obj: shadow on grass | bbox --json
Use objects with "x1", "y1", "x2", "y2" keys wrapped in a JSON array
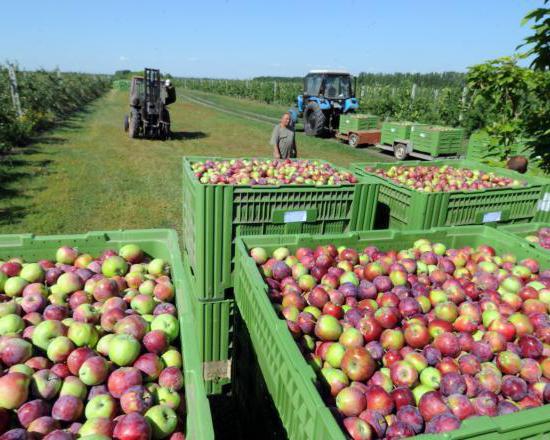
[{"x1": 170, "y1": 131, "x2": 208, "y2": 141}]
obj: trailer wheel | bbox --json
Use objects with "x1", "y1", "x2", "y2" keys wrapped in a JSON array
[
  {"x1": 394, "y1": 143, "x2": 408, "y2": 160},
  {"x1": 123, "y1": 115, "x2": 129, "y2": 132},
  {"x1": 349, "y1": 133, "x2": 360, "y2": 148}
]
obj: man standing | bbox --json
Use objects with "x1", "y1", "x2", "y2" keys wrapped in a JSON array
[{"x1": 270, "y1": 112, "x2": 297, "y2": 159}]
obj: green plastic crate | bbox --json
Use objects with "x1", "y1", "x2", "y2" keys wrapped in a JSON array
[
  {"x1": 233, "y1": 226, "x2": 550, "y2": 440},
  {"x1": 182, "y1": 253, "x2": 234, "y2": 395},
  {"x1": 112, "y1": 79, "x2": 131, "y2": 91},
  {"x1": 0, "y1": 230, "x2": 214, "y2": 440},
  {"x1": 338, "y1": 113, "x2": 379, "y2": 134},
  {"x1": 410, "y1": 125, "x2": 465, "y2": 156},
  {"x1": 182, "y1": 156, "x2": 379, "y2": 299},
  {"x1": 351, "y1": 159, "x2": 550, "y2": 230},
  {"x1": 498, "y1": 222, "x2": 550, "y2": 254},
  {"x1": 380, "y1": 121, "x2": 419, "y2": 145}
]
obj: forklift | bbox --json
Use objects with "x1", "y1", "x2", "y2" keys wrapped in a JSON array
[{"x1": 124, "y1": 68, "x2": 176, "y2": 139}]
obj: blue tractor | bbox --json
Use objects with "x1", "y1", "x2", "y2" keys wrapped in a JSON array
[{"x1": 293, "y1": 70, "x2": 359, "y2": 137}]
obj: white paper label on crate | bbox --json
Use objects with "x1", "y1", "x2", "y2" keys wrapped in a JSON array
[
  {"x1": 483, "y1": 211, "x2": 502, "y2": 223},
  {"x1": 284, "y1": 211, "x2": 307, "y2": 223},
  {"x1": 420, "y1": 133, "x2": 426, "y2": 138},
  {"x1": 537, "y1": 192, "x2": 550, "y2": 212}
]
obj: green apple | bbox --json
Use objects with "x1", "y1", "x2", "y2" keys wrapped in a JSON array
[
  {"x1": 325, "y1": 343, "x2": 346, "y2": 369},
  {"x1": 0, "y1": 314, "x2": 25, "y2": 335},
  {"x1": 151, "y1": 314, "x2": 179, "y2": 342},
  {"x1": 47, "y1": 336, "x2": 75, "y2": 362},
  {"x1": 420, "y1": 366, "x2": 441, "y2": 389},
  {"x1": 148, "y1": 259, "x2": 167, "y2": 276},
  {"x1": 60, "y1": 375, "x2": 87, "y2": 400},
  {"x1": 108, "y1": 334, "x2": 141, "y2": 366},
  {"x1": 0, "y1": 300, "x2": 19, "y2": 317},
  {"x1": 161, "y1": 348, "x2": 182, "y2": 369},
  {"x1": 138, "y1": 280, "x2": 155, "y2": 296},
  {"x1": 32, "y1": 319, "x2": 66, "y2": 351},
  {"x1": 102, "y1": 256, "x2": 129, "y2": 277},
  {"x1": 9, "y1": 364, "x2": 34, "y2": 376},
  {"x1": 85, "y1": 394, "x2": 118, "y2": 419},
  {"x1": 79, "y1": 356, "x2": 109, "y2": 386},
  {"x1": 145, "y1": 404, "x2": 178, "y2": 439},
  {"x1": 4, "y1": 277, "x2": 28, "y2": 297},
  {"x1": 68, "y1": 322, "x2": 99, "y2": 348},
  {"x1": 155, "y1": 387, "x2": 181, "y2": 409},
  {"x1": 96, "y1": 334, "x2": 115, "y2": 357},
  {"x1": 131, "y1": 294, "x2": 156, "y2": 315},
  {"x1": 19, "y1": 263, "x2": 44, "y2": 283}
]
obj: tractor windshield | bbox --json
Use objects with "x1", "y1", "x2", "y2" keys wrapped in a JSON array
[
  {"x1": 323, "y1": 75, "x2": 352, "y2": 99},
  {"x1": 304, "y1": 75, "x2": 323, "y2": 96}
]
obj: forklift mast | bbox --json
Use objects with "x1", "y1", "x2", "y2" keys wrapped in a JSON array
[{"x1": 144, "y1": 68, "x2": 161, "y2": 117}]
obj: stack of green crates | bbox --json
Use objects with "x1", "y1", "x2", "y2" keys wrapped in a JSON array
[
  {"x1": 380, "y1": 121, "x2": 419, "y2": 145},
  {"x1": 112, "y1": 79, "x2": 131, "y2": 91},
  {"x1": 181, "y1": 156, "x2": 379, "y2": 394},
  {"x1": 338, "y1": 113, "x2": 379, "y2": 134},
  {"x1": 410, "y1": 125, "x2": 465, "y2": 157},
  {"x1": 351, "y1": 159, "x2": 550, "y2": 230},
  {"x1": 233, "y1": 226, "x2": 550, "y2": 440},
  {"x1": 0, "y1": 230, "x2": 214, "y2": 440}
]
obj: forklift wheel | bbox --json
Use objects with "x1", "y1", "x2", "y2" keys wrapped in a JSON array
[
  {"x1": 123, "y1": 115, "x2": 129, "y2": 132},
  {"x1": 394, "y1": 143, "x2": 408, "y2": 160},
  {"x1": 348, "y1": 133, "x2": 359, "y2": 148}
]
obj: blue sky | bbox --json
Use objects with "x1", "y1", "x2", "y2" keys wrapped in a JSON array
[{"x1": 0, "y1": 0, "x2": 541, "y2": 77}]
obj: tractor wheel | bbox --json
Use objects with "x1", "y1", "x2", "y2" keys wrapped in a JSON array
[
  {"x1": 123, "y1": 115, "x2": 129, "y2": 132},
  {"x1": 128, "y1": 109, "x2": 139, "y2": 139},
  {"x1": 349, "y1": 133, "x2": 360, "y2": 148},
  {"x1": 304, "y1": 102, "x2": 326, "y2": 136},
  {"x1": 394, "y1": 143, "x2": 408, "y2": 160}
]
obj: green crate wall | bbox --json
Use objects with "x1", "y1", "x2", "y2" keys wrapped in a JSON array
[
  {"x1": 338, "y1": 113, "x2": 379, "y2": 134},
  {"x1": 0, "y1": 230, "x2": 214, "y2": 440},
  {"x1": 351, "y1": 159, "x2": 550, "y2": 230},
  {"x1": 182, "y1": 254, "x2": 234, "y2": 395},
  {"x1": 182, "y1": 156, "x2": 379, "y2": 299},
  {"x1": 410, "y1": 125, "x2": 465, "y2": 156},
  {"x1": 380, "y1": 121, "x2": 419, "y2": 145},
  {"x1": 234, "y1": 226, "x2": 550, "y2": 440}
]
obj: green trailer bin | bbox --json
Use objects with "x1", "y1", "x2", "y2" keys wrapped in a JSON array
[
  {"x1": 233, "y1": 225, "x2": 550, "y2": 440},
  {"x1": 410, "y1": 125, "x2": 465, "y2": 157},
  {"x1": 351, "y1": 159, "x2": 550, "y2": 230},
  {"x1": 0, "y1": 230, "x2": 214, "y2": 440},
  {"x1": 498, "y1": 222, "x2": 550, "y2": 254},
  {"x1": 338, "y1": 113, "x2": 379, "y2": 134},
  {"x1": 380, "y1": 121, "x2": 419, "y2": 145},
  {"x1": 182, "y1": 156, "x2": 379, "y2": 300}
]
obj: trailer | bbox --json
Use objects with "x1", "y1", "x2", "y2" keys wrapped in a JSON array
[
  {"x1": 372, "y1": 140, "x2": 466, "y2": 160},
  {"x1": 335, "y1": 129, "x2": 381, "y2": 148},
  {"x1": 374, "y1": 123, "x2": 466, "y2": 160}
]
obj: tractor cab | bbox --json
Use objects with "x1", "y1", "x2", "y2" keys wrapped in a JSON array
[{"x1": 295, "y1": 70, "x2": 359, "y2": 137}]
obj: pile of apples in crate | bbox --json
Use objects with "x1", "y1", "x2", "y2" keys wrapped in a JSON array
[
  {"x1": 364, "y1": 165, "x2": 526, "y2": 192},
  {"x1": 525, "y1": 227, "x2": 550, "y2": 250},
  {"x1": 250, "y1": 240, "x2": 550, "y2": 439},
  {"x1": 192, "y1": 159, "x2": 358, "y2": 185},
  {"x1": 0, "y1": 245, "x2": 185, "y2": 439}
]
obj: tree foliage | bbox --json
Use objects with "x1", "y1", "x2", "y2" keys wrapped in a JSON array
[{"x1": 518, "y1": 0, "x2": 550, "y2": 71}]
